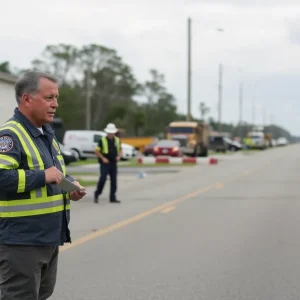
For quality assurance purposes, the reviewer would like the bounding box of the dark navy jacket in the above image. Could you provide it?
[0,108,74,246]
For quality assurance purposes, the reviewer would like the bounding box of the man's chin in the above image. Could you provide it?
[46,115,55,123]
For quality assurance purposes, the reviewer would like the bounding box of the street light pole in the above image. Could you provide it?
[186,21,224,123]
[239,82,243,138]
[252,97,255,126]
[216,28,224,132]
[218,63,223,133]
[86,68,92,130]
[270,113,274,125]
[187,17,192,121]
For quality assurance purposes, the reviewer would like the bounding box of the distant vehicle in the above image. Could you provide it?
[116,128,157,152]
[209,135,228,152]
[153,140,182,157]
[143,142,158,156]
[166,121,209,157]
[247,131,267,150]
[62,130,137,161]
[49,118,65,143]
[223,137,242,151]
[170,134,188,148]
[271,139,277,147]
[277,137,288,146]
[59,142,79,165]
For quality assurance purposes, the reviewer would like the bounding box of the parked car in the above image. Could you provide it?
[143,142,158,156]
[153,140,182,157]
[59,143,79,165]
[224,137,242,151]
[209,135,228,152]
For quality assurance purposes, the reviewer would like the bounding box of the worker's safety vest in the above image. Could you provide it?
[101,136,120,154]
[0,120,68,218]
[52,138,66,176]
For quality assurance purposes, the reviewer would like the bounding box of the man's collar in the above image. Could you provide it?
[13,108,54,137]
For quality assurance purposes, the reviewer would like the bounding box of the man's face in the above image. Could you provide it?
[107,133,115,139]
[24,77,59,127]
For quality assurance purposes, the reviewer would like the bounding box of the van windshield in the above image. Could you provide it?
[169,127,194,134]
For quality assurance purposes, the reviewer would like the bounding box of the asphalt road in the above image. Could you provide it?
[51,145,300,300]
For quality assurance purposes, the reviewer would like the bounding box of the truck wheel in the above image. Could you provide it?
[195,144,202,157]
[192,145,199,157]
[72,149,86,160]
[200,147,208,157]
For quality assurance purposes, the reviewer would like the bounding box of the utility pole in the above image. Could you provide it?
[252,97,255,126]
[86,68,92,130]
[239,82,243,139]
[270,113,274,125]
[187,17,192,121]
[218,63,223,133]
[262,107,266,128]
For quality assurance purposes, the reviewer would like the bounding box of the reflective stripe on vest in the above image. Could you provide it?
[1,121,47,200]
[52,139,66,176]
[56,154,66,176]
[17,169,25,193]
[0,194,70,218]
[0,121,69,217]
[101,136,120,154]
[0,154,19,169]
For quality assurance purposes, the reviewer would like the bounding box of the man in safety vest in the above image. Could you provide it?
[94,123,122,204]
[0,71,87,300]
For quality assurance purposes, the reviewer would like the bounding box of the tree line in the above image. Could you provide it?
[0,43,296,142]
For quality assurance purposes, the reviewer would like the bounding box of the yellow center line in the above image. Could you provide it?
[160,206,176,214]
[215,183,224,189]
[61,153,284,252]
[60,186,214,252]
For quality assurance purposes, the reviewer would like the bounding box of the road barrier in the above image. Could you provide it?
[137,156,218,165]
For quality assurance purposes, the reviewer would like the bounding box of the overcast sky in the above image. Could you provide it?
[1,0,300,134]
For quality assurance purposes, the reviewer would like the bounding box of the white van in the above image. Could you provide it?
[62,130,137,161]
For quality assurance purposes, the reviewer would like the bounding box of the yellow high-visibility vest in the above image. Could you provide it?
[0,120,69,218]
[100,136,121,154]
[52,139,66,176]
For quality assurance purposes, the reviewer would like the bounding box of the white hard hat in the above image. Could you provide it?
[104,123,118,134]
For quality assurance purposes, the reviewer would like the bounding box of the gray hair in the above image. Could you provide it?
[15,71,58,104]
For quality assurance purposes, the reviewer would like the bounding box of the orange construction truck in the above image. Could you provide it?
[166,121,210,157]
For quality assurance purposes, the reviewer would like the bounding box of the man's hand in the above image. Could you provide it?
[69,181,87,201]
[102,157,109,164]
[116,156,121,162]
[45,166,64,184]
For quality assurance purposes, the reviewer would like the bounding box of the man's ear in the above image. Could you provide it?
[21,94,31,107]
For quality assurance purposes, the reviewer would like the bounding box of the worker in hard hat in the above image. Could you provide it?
[94,123,122,203]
